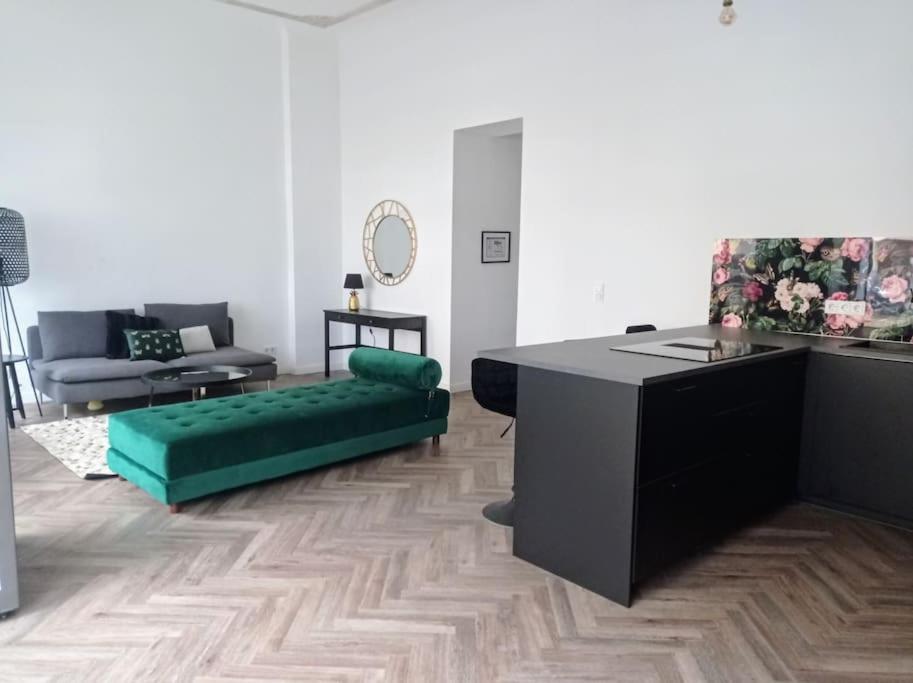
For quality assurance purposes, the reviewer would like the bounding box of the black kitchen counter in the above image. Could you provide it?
[477,322,913,607]
[480,324,913,386]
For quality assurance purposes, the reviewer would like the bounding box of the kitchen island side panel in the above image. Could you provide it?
[512,365,641,606]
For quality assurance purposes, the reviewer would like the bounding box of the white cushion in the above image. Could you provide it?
[179,325,216,355]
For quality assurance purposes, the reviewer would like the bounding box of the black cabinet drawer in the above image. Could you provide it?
[800,353,913,526]
[634,459,725,581]
[328,312,359,324]
[328,312,383,326]
[634,448,795,582]
[639,356,804,485]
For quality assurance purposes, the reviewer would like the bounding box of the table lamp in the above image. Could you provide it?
[344,273,364,312]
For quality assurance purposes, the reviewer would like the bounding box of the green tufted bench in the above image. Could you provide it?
[107,348,449,512]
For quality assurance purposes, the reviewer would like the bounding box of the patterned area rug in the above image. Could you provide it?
[21,416,115,479]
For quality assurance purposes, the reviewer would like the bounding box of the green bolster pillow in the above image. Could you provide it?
[348,348,442,391]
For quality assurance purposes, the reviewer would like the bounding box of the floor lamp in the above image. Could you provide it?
[0,208,42,427]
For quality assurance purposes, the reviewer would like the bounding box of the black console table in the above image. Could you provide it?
[324,309,427,377]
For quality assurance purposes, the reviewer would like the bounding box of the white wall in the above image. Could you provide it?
[0,0,339,374]
[335,0,913,384]
[284,24,342,373]
[450,127,522,391]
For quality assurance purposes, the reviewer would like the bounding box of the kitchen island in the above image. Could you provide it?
[480,324,913,606]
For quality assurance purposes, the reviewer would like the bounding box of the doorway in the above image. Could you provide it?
[449,118,523,392]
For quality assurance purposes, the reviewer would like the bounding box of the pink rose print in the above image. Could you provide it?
[713,239,731,266]
[721,313,743,328]
[828,291,849,301]
[880,274,910,304]
[840,238,869,263]
[742,281,763,302]
[826,314,846,331]
[826,313,861,331]
[799,238,823,253]
[713,267,730,285]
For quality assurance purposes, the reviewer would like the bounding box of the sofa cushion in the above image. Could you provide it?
[107,378,450,479]
[165,346,275,368]
[125,329,184,362]
[38,309,132,361]
[144,303,230,346]
[33,357,167,383]
[349,348,442,391]
[106,311,159,359]
[179,325,216,355]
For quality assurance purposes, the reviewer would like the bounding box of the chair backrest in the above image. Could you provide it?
[625,324,657,334]
[470,358,517,419]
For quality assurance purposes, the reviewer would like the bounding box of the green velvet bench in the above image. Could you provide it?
[107,348,449,512]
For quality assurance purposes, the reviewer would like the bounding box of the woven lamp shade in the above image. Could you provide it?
[0,208,29,287]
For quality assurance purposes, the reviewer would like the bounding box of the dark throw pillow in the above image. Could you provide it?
[124,329,185,362]
[105,311,159,359]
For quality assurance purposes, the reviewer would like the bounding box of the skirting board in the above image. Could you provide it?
[293,362,349,375]
[448,380,472,393]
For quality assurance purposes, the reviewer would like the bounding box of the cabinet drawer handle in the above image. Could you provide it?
[674,385,698,393]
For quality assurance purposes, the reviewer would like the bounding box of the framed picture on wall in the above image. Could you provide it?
[481,231,511,263]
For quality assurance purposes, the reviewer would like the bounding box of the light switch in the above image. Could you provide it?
[593,282,606,304]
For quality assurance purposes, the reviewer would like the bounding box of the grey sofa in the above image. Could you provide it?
[27,307,277,416]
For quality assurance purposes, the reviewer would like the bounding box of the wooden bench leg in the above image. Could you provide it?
[169,503,182,514]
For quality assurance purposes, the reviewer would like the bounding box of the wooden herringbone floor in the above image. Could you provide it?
[1,375,912,682]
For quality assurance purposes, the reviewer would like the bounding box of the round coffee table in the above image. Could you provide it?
[141,365,252,406]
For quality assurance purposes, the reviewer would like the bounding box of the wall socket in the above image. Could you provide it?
[263,345,278,355]
[823,300,867,316]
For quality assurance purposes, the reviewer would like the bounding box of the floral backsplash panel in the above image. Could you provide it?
[708,238,913,341]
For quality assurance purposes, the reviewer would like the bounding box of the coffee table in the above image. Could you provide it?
[141,365,252,406]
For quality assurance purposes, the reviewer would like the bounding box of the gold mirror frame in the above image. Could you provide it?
[362,199,417,286]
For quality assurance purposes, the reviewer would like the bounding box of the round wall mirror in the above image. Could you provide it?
[363,200,417,286]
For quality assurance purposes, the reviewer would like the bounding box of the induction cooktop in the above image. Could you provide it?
[613,336,782,363]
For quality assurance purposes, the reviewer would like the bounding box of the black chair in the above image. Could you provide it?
[625,324,657,334]
[470,358,517,527]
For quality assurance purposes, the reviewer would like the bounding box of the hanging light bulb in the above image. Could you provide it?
[719,0,737,26]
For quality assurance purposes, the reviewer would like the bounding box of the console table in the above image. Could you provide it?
[324,309,427,377]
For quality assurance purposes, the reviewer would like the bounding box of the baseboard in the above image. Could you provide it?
[449,380,471,393]
[292,362,348,376]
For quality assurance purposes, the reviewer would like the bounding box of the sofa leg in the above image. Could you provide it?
[63,403,69,419]
[169,503,182,514]
[432,434,441,455]
[118,475,125,481]
[267,380,272,391]
[432,434,440,445]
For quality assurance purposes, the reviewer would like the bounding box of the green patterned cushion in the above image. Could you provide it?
[124,329,184,361]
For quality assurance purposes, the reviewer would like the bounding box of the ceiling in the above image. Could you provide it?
[212,0,394,27]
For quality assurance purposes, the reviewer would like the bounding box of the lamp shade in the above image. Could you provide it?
[0,208,29,287]
[344,273,364,290]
